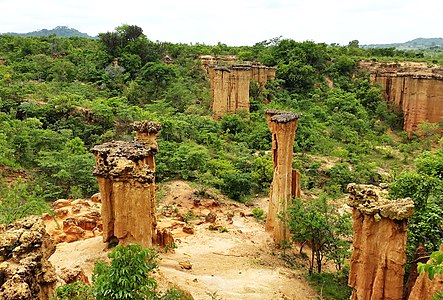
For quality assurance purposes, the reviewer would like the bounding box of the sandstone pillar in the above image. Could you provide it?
[265,110,300,243]
[347,183,414,300]
[233,66,252,112]
[92,121,161,248]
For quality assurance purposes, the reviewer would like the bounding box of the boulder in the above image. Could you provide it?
[0,216,57,300]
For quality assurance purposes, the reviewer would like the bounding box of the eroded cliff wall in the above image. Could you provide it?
[347,183,414,300]
[265,110,300,243]
[207,62,276,116]
[360,61,443,132]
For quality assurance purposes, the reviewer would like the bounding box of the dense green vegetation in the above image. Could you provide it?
[0,24,442,296]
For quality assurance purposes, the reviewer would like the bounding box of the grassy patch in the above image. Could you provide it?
[306,271,352,300]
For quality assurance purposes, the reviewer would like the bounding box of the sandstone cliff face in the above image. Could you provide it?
[91,121,160,248]
[264,110,300,243]
[0,216,57,300]
[208,63,276,116]
[347,183,414,300]
[360,61,443,133]
[408,243,443,300]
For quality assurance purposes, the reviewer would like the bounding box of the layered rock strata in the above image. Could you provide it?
[264,110,301,243]
[347,183,414,300]
[0,216,57,300]
[208,63,276,116]
[360,61,443,133]
[92,121,161,248]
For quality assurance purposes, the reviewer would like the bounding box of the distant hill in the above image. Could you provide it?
[362,38,443,50]
[2,26,94,38]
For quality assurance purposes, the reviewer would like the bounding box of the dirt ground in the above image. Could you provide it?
[48,180,318,300]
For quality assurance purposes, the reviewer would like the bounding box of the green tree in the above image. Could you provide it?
[390,147,443,261]
[418,251,443,300]
[287,196,352,273]
[140,62,176,98]
[222,170,253,201]
[37,137,97,199]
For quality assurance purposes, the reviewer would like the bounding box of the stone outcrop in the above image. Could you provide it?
[0,216,58,300]
[264,110,301,243]
[204,56,276,116]
[408,243,443,300]
[360,61,443,133]
[43,197,102,244]
[91,121,161,248]
[347,183,414,300]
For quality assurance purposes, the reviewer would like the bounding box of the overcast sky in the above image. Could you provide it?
[1,0,442,46]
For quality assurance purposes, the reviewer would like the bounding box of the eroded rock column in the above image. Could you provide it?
[92,121,161,248]
[347,183,414,300]
[265,110,300,243]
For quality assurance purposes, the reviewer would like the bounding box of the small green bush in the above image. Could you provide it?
[55,244,191,300]
[252,208,265,221]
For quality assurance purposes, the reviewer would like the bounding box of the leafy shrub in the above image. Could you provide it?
[93,244,158,299]
[389,147,443,268]
[325,163,354,196]
[55,244,191,300]
[54,281,93,300]
[252,208,265,221]
[288,196,352,273]
[221,170,253,201]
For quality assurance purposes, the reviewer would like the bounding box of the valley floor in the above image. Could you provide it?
[49,180,317,299]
